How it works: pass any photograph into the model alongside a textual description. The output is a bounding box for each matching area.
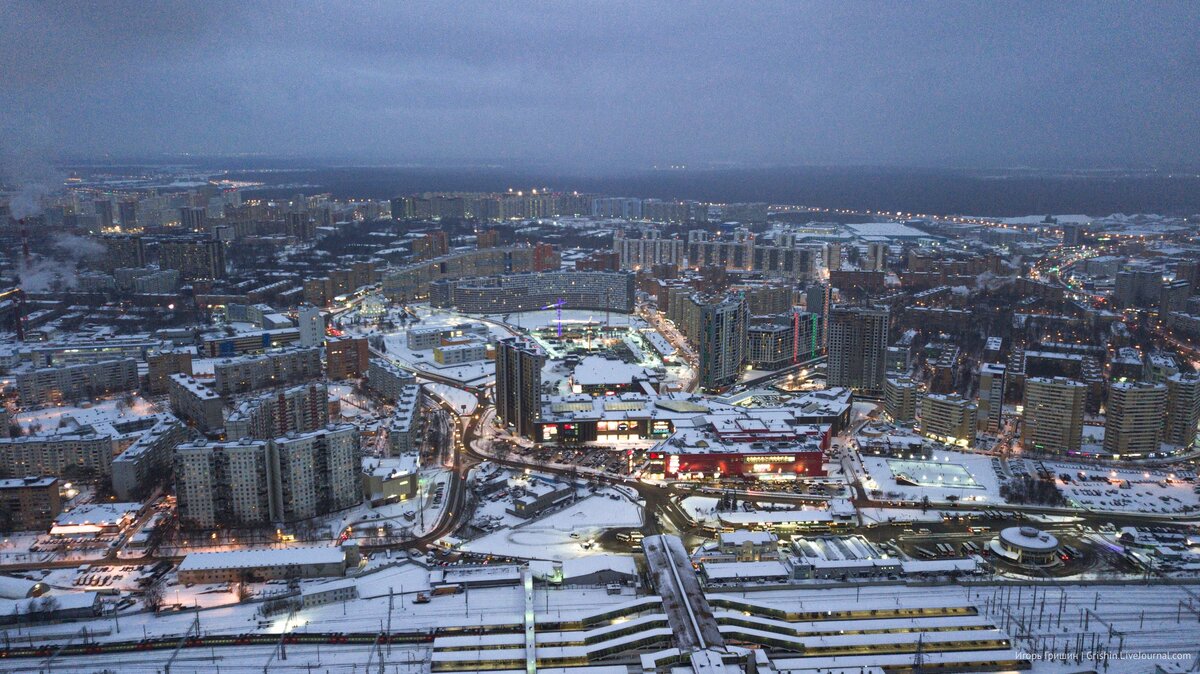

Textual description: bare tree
[142,579,165,612]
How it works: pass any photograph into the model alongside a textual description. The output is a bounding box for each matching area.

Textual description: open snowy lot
[461,493,642,561]
[1042,462,1200,516]
[859,449,1002,505]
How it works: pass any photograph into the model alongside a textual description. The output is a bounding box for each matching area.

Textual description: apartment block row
[174,424,361,528]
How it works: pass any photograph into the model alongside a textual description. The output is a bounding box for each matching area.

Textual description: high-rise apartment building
[495,338,546,440]
[412,232,449,260]
[98,234,146,272]
[366,359,417,403]
[476,229,500,249]
[94,198,114,229]
[117,199,138,229]
[1104,381,1167,458]
[681,293,748,392]
[823,242,842,270]
[865,242,888,271]
[386,385,424,456]
[826,306,889,395]
[1165,373,1200,449]
[806,283,832,350]
[297,305,325,348]
[212,347,323,395]
[918,393,976,447]
[325,337,370,380]
[976,363,1007,433]
[532,243,559,272]
[884,376,919,424]
[612,232,685,269]
[273,426,362,521]
[175,425,361,529]
[225,383,330,440]
[1113,264,1161,309]
[178,206,207,230]
[158,236,226,280]
[146,346,195,394]
[746,311,821,370]
[168,374,226,433]
[1021,377,1086,454]
[175,438,272,528]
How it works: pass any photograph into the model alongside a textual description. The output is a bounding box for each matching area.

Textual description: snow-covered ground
[858,449,1003,505]
[858,507,946,525]
[680,496,722,527]
[484,308,640,331]
[1043,462,1200,516]
[364,305,515,386]
[423,381,478,415]
[30,576,1198,673]
[12,394,161,433]
[461,493,642,561]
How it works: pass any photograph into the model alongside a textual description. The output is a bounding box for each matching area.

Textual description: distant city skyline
[3,2,1199,170]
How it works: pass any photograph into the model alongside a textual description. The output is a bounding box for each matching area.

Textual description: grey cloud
[1,1,1197,169]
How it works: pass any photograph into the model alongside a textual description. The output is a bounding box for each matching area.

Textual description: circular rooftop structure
[994,526,1061,566]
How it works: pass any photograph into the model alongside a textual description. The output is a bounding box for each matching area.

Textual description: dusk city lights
[1,3,1200,672]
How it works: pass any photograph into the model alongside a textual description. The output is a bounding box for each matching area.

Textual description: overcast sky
[2,1,1198,170]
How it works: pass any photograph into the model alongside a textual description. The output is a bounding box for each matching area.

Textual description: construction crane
[542,298,566,337]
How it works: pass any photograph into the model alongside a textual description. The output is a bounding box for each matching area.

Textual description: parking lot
[523,445,635,477]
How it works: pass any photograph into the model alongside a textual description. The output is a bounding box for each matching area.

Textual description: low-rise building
[363,456,419,505]
[716,530,779,562]
[433,342,489,365]
[50,502,141,537]
[301,579,358,608]
[406,326,445,351]
[177,547,347,584]
[507,476,573,519]
[700,560,792,586]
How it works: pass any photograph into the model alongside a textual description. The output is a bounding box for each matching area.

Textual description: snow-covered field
[859,450,1002,505]
[13,395,161,433]
[886,458,986,490]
